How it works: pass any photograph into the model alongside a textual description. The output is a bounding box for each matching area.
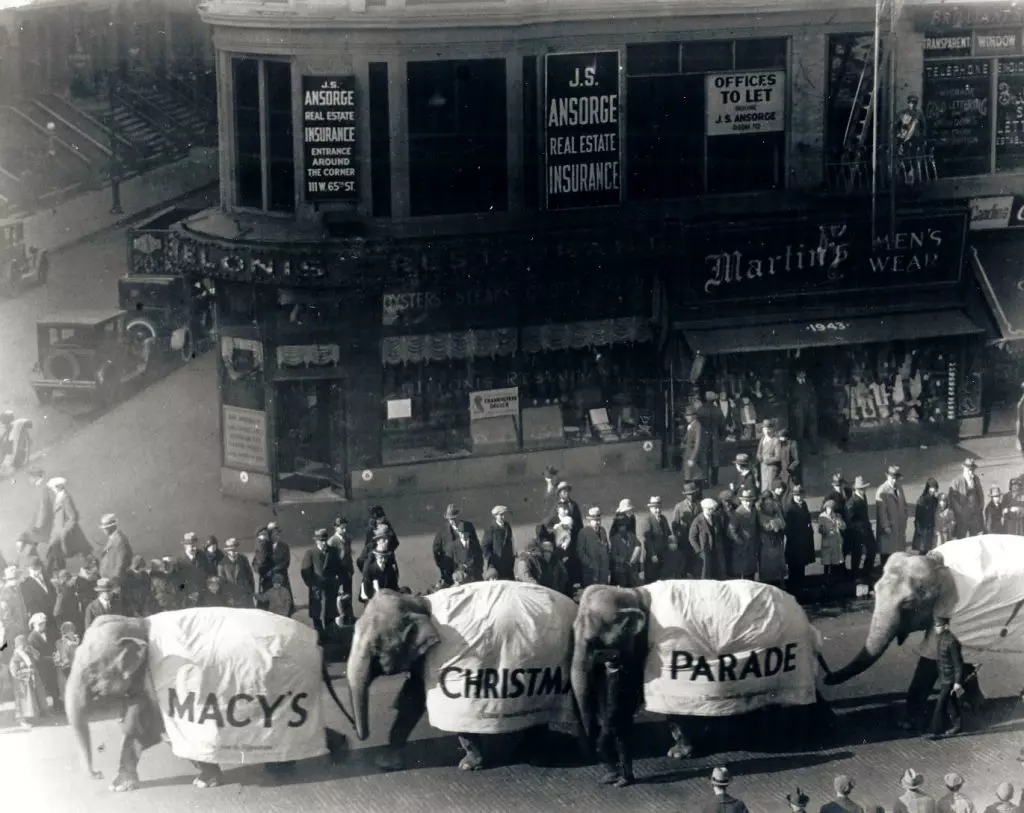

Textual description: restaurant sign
[545,51,622,210]
[302,76,357,203]
[681,210,968,305]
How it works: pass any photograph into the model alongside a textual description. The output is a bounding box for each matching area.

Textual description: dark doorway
[275,379,347,499]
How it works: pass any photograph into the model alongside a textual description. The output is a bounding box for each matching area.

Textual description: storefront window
[380,346,658,465]
[231,57,295,213]
[406,59,508,216]
[825,33,874,167]
[625,38,787,200]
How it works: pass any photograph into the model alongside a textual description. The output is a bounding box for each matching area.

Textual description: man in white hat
[637,497,671,583]
[432,503,482,588]
[98,513,133,586]
[47,476,92,560]
[936,772,974,813]
[539,482,583,584]
[894,768,933,812]
[577,506,610,589]
[482,506,515,581]
[689,498,729,580]
[702,766,750,813]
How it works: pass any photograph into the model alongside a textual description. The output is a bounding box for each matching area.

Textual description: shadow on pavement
[637,749,856,786]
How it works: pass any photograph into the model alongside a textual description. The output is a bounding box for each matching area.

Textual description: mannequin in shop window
[718,390,738,443]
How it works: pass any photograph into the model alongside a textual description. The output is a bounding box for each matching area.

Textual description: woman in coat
[934,494,958,545]
[783,485,814,592]
[481,506,516,581]
[912,477,939,553]
[47,478,92,560]
[817,500,846,584]
[1003,478,1024,536]
[757,484,788,587]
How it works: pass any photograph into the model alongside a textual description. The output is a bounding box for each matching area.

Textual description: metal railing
[826,148,939,194]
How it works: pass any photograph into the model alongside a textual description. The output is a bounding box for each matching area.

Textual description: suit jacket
[30,483,54,544]
[175,550,215,596]
[784,498,815,567]
[218,555,256,607]
[820,798,867,813]
[84,597,116,630]
[432,522,483,584]
[875,481,909,554]
[682,418,711,481]
[300,545,344,620]
[688,513,728,580]
[777,439,800,483]
[577,525,611,588]
[638,511,672,581]
[700,793,751,813]
[254,542,292,592]
[727,505,760,577]
[948,475,985,538]
[936,628,964,685]
[49,491,91,558]
[670,497,699,542]
[893,789,937,813]
[99,530,133,583]
[482,522,516,580]
[729,467,759,496]
[19,574,55,620]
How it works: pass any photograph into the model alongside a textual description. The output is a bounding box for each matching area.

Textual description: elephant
[825,536,1024,729]
[347,581,580,772]
[572,580,833,785]
[66,609,348,793]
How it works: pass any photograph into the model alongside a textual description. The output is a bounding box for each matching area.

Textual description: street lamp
[108,77,123,215]
[46,122,56,157]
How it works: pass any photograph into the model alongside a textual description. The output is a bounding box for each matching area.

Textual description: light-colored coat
[875,480,909,555]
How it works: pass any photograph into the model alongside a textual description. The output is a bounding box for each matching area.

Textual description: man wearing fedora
[218,538,256,609]
[702,766,750,813]
[847,475,877,580]
[820,774,867,813]
[682,405,711,489]
[876,466,909,570]
[539,481,583,580]
[98,514,133,587]
[730,453,759,498]
[482,505,516,581]
[784,484,815,594]
[671,482,701,543]
[756,419,782,499]
[689,498,729,580]
[925,615,965,740]
[432,504,483,588]
[937,772,975,813]
[578,506,611,590]
[787,786,812,813]
[948,458,985,538]
[83,577,119,630]
[893,768,935,813]
[638,496,672,583]
[983,783,1019,813]
[727,486,761,580]
[300,528,344,636]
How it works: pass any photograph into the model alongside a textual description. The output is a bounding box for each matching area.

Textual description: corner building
[183,0,1016,505]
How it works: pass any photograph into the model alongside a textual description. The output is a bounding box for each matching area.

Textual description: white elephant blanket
[423,581,577,734]
[147,608,328,765]
[642,580,822,716]
[915,535,1024,657]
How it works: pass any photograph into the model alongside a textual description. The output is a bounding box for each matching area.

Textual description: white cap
[47,477,67,489]
[616,498,634,514]
[700,498,718,510]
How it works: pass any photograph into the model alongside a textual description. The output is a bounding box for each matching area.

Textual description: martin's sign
[681,210,968,306]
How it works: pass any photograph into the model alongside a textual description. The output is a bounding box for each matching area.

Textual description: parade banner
[913,535,1024,657]
[545,51,621,210]
[424,582,577,734]
[706,70,786,137]
[642,580,821,716]
[302,76,357,203]
[148,609,328,765]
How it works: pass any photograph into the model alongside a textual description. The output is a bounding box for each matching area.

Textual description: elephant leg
[667,717,695,759]
[901,657,938,730]
[376,673,426,773]
[457,734,484,771]
[110,697,164,793]
[191,761,224,789]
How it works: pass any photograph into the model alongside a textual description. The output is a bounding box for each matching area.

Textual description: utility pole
[108,75,123,216]
[888,0,899,242]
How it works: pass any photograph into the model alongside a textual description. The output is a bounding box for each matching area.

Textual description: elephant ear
[111,637,148,682]
[378,613,439,674]
[611,607,647,642]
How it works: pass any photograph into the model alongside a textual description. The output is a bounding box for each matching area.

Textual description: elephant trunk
[827,606,901,685]
[346,628,372,742]
[569,630,591,741]
[64,654,94,776]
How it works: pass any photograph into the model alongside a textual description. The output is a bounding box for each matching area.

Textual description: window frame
[229,55,296,215]
[624,37,789,200]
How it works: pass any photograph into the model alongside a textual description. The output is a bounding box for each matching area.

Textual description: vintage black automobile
[0,219,48,297]
[30,310,153,405]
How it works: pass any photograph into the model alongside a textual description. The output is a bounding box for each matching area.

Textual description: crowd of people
[700,761,1024,813]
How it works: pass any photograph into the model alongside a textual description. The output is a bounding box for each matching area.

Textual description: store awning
[971,242,1024,342]
[683,310,983,356]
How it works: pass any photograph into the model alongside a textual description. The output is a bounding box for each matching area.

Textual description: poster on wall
[302,76,357,203]
[223,406,269,472]
[545,51,621,210]
[469,387,520,421]
[705,70,786,137]
[923,59,992,177]
[996,59,1024,171]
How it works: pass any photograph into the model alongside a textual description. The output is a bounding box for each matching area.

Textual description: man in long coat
[20,557,55,624]
[26,468,53,546]
[175,532,214,604]
[670,482,701,543]
[300,528,344,634]
[432,504,483,587]
[756,421,782,498]
[48,477,92,559]
[728,453,759,497]
[637,496,672,583]
[847,475,877,579]
[97,514,133,586]
[681,407,711,489]
[482,505,516,580]
[875,466,909,567]
[688,498,729,580]
[217,538,256,608]
[775,427,800,495]
[577,507,611,589]
[947,458,985,538]
[727,487,761,580]
[783,484,815,593]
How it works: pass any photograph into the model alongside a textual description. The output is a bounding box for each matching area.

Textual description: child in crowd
[258,572,294,617]
[984,487,1006,535]
[55,621,80,694]
[9,634,46,729]
[200,575,227,608]
[935,495,958,545]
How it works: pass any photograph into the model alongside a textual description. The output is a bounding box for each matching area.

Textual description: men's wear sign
[545,51,621,210]
[302,76,357,203]
[469,387,519,420]
[706,71,786,137]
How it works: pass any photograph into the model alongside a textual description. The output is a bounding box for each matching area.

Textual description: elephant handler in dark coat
[482,505,516,580]
[783,484,815,593]
[300,528,344,636]
[432,503,483,588]
[688,499,729,580]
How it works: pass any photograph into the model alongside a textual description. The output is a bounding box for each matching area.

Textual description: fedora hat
[900,769,924,790]
[616,498,634,514]
[831,472,846,485]
[963,458,978,470]
[943,772,964,791]
[183,532,199,544]
[886,465,902,478]
[491,505,510,517]
[443,503,461,520]
[738,486,756,500]
[786,787,809,806]
[791,484,805,496]
[852,475,871,489]
[710,766,731,786]
[95,577,114,592]
[647,496,662,508]
[223,538,239,551]
[99,513,118,529]
[682,482,700,496]
[314,528,329,542]
[47,476,67,489]
[555,481,572,492]
[734,453,751,466]
[701,497,718,510]
[587,506,602,520]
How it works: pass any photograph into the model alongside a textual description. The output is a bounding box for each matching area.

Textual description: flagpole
[889,0,898,241]
[871,0,882,245]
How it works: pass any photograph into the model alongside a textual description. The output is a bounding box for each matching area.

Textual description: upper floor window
[233,57,294,213]
[407,59,507,216]
[625,39,787,199]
